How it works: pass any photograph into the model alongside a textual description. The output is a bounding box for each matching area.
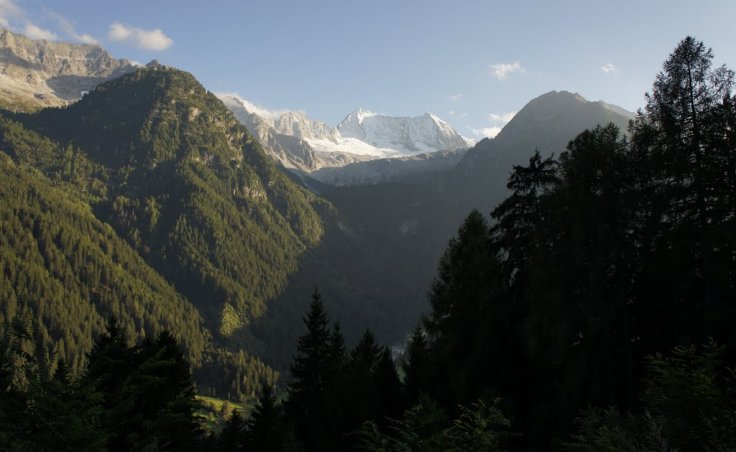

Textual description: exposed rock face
[219,94,375,173]
[0,28,135,109]
[218,93,473,185]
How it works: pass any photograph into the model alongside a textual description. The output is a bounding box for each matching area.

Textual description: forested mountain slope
[0,152,207,376]
[13,66,328,336]
[0,66,331,398]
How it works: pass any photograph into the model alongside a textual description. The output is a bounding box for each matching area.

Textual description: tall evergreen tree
[84,321,204,451]
[285,288,333,451]
[245,384,282,452]
[345,329,382,428]
[630,36,735,345]
[218,409,247,452]
[403,325,431,407]
[423,209,506,408]
[374,347,405,420]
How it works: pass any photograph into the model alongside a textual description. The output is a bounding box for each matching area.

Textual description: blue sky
[2,0,735,138]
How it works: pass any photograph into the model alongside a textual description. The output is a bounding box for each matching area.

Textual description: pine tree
[245,384,282,452]
[423,210,501,408]
[218,410,247,451]
[347,329,382,426]
[374,347,405,420]
[403,325,431,407]
[631,36,735,336]
[285,288,333,451]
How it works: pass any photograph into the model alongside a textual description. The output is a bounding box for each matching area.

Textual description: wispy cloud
[490,61,524,80]
[488,112,516,124]
[23,23,57,40]
[601,63,617,74]
[471,111,517,138]
[0,0,58,42]
[46,10,97,44]
[448,110,467,119]
[108,22,173,51]
[449,93,462,102]
[472,126,503,138]
[217,93,296,119]
[0,0,22,28]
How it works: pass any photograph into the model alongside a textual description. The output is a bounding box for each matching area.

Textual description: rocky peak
[0,28,135,109]
[271,110,338,141]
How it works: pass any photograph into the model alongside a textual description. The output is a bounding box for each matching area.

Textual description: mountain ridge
[219,93,474,184]
[0,28,136,110]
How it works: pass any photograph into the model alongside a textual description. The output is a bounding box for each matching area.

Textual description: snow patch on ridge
[219,94,472,160]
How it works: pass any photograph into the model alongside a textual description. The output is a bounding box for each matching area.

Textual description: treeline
[4,34,736,450]
[237,35,736,450]
[214,290,515,451]
[399,36,736,448]
[0,154,207,375]
[0,146,276,401]
[0,317,204,451]
[0,64,329,399]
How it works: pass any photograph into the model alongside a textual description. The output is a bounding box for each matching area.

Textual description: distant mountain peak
[529,90,633,117]
[0,28,135,109]
[343,108,377,125]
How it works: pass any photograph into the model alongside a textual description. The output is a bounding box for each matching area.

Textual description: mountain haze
[320,91,635,336]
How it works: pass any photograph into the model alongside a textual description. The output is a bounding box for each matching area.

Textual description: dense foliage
[16,66,327,333]
[0,318,204,451]
[0,154,206,377]
[399,36,736,448]
[3,35,736,451]
[0,65,331,399]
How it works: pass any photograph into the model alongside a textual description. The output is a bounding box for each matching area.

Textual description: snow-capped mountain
[336,109,474,154]
[218,93,474,185]
[219,94,375,173]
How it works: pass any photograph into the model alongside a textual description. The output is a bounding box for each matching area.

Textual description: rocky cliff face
[219,93,374,173]
[0,29,135,110]
[219,93,473,184]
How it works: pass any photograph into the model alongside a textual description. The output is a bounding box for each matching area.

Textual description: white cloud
[24,23,57,40]
[471,126,503,138]
[471,111,517,138]
[490,61,524,80]
[601,63,616,74]
[0,0,22,27]
[0,0,63,43]
[449,93,462,102]
[448,110,467,119]
[47,10,98,45]
[108,22,173,51]
[488,112,516,123]
[217,93,295,119]
[108,22,130,41]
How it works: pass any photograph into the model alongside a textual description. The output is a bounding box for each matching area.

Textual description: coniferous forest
[3,36,736,450]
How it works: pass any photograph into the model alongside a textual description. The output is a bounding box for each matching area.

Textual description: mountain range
[0,30,635,398]
[219,94,473,185]
[0,29,135,110]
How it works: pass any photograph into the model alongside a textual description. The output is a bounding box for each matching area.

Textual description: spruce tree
[374,347,405,420]
[285,288,333,451]
[218,409,247,451]
[403,325,431,407]
[245,384,282,452]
